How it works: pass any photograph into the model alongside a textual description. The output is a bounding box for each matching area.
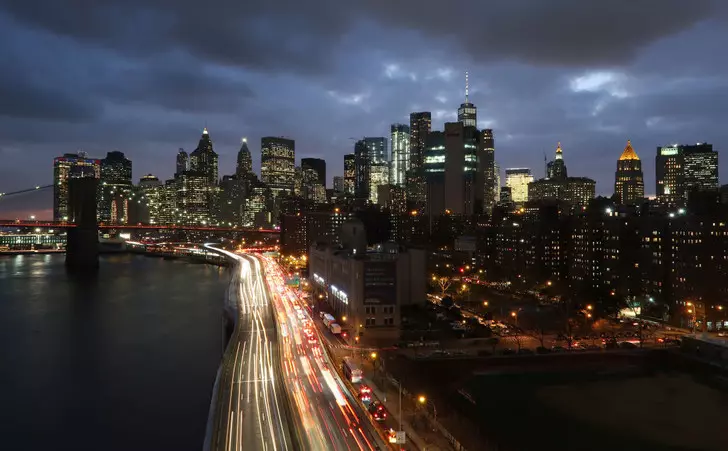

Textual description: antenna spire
[465,71,469,103]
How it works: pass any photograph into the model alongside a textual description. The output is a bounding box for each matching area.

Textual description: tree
[431,276,452,297]
[507,333,525,352]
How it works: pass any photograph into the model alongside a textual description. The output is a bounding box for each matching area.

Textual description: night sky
[1,1,727,219]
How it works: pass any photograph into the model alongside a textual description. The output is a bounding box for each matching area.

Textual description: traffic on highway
[205,248,293,451]
[204,246,394,451]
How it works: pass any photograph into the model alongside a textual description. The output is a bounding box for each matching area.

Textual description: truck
[329,323,342,334]
[322,313,336,327]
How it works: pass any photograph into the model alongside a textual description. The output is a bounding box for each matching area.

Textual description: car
[368,402,387,422]
[550,346,567,353]
[359,385,372,403]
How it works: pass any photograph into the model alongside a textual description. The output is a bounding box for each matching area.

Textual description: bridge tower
[65,177,99,270]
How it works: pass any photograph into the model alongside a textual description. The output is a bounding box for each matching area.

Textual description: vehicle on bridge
[342,356,363,383]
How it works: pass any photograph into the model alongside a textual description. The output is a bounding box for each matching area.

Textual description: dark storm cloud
[102,60,256,113]
[0,0,727,206]
[0,0,353,74]
[0,76,100,122]
[2,0,717,73]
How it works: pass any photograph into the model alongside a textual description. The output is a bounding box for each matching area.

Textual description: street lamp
[417,395,437,424]
[483,300,489,307]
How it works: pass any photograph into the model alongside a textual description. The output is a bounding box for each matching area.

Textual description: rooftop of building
[619,140,640,161]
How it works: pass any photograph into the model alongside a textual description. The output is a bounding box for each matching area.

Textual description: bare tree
[431,277,452,297]
[507,333,525,352]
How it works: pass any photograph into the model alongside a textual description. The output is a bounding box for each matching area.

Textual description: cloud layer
[1,0,727,217]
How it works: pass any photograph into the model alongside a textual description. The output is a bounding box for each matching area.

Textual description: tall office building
[53,153,101,221]
[494,163,501,202]
[546,143,568,179]
[354,137,388,202]
[480,129,497,211]
[333,176,345,193]
[98,151,133,223]
[408,112,432,205]
[138,174,162,224]
[614,140,644,205]
[457,72,477,127]
[176,149,189,175]
[301,158,327,187]
[344,154,356,195]
[505,168,533,204]
[301,166,326,204]
[189,128,218,186]
[236,138,253,178]
[261,137,296,198]
[423,122,480,216]
[656,143,718,206]
[176,171,209,224]
[390,124,410,187]
[684,143,718,194]
[529,147,596,209]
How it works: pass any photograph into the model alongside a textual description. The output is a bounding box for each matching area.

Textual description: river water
[0,253,228,451]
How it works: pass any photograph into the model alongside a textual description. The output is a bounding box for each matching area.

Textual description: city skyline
[2,1,728,218]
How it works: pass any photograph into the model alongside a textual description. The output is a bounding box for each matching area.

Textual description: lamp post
[418,395,437,426]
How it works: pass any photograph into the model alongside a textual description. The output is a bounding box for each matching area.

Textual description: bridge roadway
[205,248,293,451]
[0,220,278,233]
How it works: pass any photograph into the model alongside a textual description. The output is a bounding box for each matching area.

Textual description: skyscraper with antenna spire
[458,71,477,127]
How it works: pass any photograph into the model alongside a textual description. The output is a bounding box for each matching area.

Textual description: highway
[205,247,293,451]
[260,255,389,451]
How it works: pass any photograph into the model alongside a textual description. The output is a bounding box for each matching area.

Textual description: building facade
[261,137,296,199]
[309,220,426,346]
[505,168,533,204]
[614,140,645,205]
[53,153,101,221]
[390,123,411,187]
[98,151,133,224]
[344,154,356,195]
[423,122,480,216]
[407,112,432,206]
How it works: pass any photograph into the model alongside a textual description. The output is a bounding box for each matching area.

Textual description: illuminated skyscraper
[407,112,431,205]
[546,143,568,180]
[98,151,133,224]
[683,143,718,194]
[457,72,477,128]
[236,138,253,178]
[176,171,209,224]
[423,122,479,216]
[354,137,388,202]
[480,129,497,211]
[189,128,218,186]
[176,149,189,175]
[138,174,162,224]
[344,154,356,195]
[614,140,644,205]
[53,153,100,221]
[505,168,533,204]
[390,124,410,187]
[301,158,326,187]
[261,137,296,199]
